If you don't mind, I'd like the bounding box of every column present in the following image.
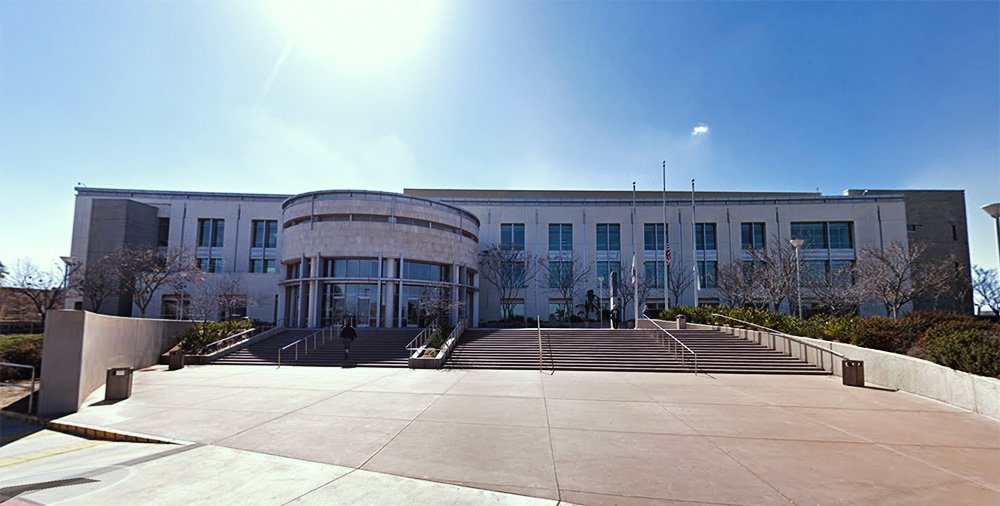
[384,258,397,327]
[472,272,480,328]
[451,263,460,326]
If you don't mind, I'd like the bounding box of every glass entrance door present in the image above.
[357,297,372,327]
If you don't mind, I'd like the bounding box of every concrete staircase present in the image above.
[213,328,418,367]
[444,327,827,374]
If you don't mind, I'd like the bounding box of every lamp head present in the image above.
[983,203,1000,219]
[789,239,805,249]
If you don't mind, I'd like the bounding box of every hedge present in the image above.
[659,306,1000,377]
[0,333,43,379]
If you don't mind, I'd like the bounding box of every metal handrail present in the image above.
[405,325,434,352]
[0,361,37,414]
[277,325,338,367]
[202,327,256,354]
[642,317,699,374]
[537,316,544,372]
[709,313,847,373]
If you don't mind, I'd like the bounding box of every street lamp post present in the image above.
[790,239,805,319]
[983,203,1000,267]
[598,276,604,328]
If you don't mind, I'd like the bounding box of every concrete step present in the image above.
[214,328,418,367]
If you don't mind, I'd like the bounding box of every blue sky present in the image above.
[1,0,998,272]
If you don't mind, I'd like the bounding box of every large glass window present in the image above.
[197,218,225,248]
[829,260,855,286]
[252,220,278,248]
[403,261,448,282]
[249,259,277,274]
[644,223,666,251]
[595,261,620,287]
[741,223,765,250]
[548,224,573,252]
[286,262,301,280]
[548,300,571,321]
[695,223,717,251]
[790,222,827,249]
[644,261,665,288]
[548,261,572,288]
[500,223,525,250]
[596,224,620,252]
[697,260,717,288]
[321,283,378,327]
[828,222,853,249]
[327,258,380,278]
[197,258,224,273]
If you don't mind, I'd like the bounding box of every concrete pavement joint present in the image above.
[619,373,801,506]
[539,370,564,504]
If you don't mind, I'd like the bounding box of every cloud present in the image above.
[690,123,710,136]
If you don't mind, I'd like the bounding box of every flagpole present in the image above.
[662,161,668,310]
[691,178,699,307]
[632,181,639,328]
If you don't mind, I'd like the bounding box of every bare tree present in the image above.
[545,253,591,323]
[972,266,1000,316]
[417,288,464,328]
[74,255,120,314]
[666,263,695,307]
[856,241,954,318]
[114,246,196,317]
[715,261,752,308]
[478,244,543,322]
[805,262,864,315]
[5,259,66,322]
[0,260,8,281]
[188,274,254,324]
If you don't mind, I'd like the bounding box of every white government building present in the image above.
[65,187,973,327]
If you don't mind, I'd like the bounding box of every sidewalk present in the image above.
[2,365,998,505]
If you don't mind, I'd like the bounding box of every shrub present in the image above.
[924,330,1000,378]
[178,319,254,353]
[0,333,43,379]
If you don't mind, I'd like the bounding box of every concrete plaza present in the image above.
[2,365,999,505]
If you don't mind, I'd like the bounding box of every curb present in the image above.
[0,410,184,445]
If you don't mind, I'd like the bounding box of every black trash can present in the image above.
[842,360,865,387]
[105,367,134,401]
[168,350,185,371]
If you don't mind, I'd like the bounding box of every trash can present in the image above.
[168,349,185,371]
[105,367,133,401]
[842,360,864,387]
[676,315,687,329]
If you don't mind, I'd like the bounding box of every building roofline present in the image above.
[282,189,481,227]
[75,186,292,200]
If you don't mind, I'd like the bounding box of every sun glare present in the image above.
[268,0,443,72]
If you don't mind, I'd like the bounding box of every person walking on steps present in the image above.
[340,319,357,362]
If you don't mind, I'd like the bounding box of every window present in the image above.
[697,260,717,288]
[249,259,277,274]
[596,224,621,252]
[161,295,189,319]
[198,258,224,273]
[548,300,571,321]
[595,261,620,286]
[695,223,717,251]
[906,224,917,233]
[197,218,225,248]
[252,220,278,248]
[644,223,666,251]
[803,260,827,284]
[502,261,527,288]
[828,222,853,249]
[790,222,827,249]
[328,258,380,278]
[500,299,525,320]
[403,261,448,282]
[157,218,170,247]
[644,261,665,287]
[741,223,765,250]
[548,261,572,288]
[791,222,854,250]
[829,260,855,286]
[500,223,525,250]
[548,224,573,251]
[286,262,301,280]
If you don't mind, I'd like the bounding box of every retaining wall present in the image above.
[39,310,193,416]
